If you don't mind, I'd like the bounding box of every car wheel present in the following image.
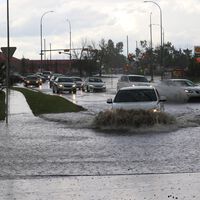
[87,86,90,92]
[72,89,76,94]
[52,86,55,93]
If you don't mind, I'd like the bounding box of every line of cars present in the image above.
[22,71,106,94]
[23,71,52,87]
[50,74,107,94]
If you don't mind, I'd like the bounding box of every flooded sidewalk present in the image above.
[0,172,200,200]
[9,89,33,115]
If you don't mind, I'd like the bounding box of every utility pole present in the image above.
[126,35,129,58]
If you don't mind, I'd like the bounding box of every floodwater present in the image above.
[1,79,200,177]
[1,76,200,199]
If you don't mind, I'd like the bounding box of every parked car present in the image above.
[42,71,53,80]
[49,73,64,88]
[52,76,76,94]
[71,77,83,90]
[107,86,166,112]
[35,74,46,83]
[10,73,25,84]
[155,79,200,102]
[117,74,150,91]
[82,77,106,92]
[24,75,42,87]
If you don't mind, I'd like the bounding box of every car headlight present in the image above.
[89,85,94,88]
[58,84,63,88]
[153,108,160,113]
[184,89,194,93]
[26,80,30,83]
[72,84,76,87]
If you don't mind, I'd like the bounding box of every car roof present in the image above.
[122,74,146,77]
[119,86,154,90]
[165,79,189,81]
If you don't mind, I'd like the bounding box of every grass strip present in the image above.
[0,90,5,120]
[13,87,85,116]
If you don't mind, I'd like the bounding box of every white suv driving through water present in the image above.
[107,86,166,112]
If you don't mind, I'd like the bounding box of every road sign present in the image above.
[1,47,16,58]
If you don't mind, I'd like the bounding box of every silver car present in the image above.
[155,79,200,102]
[82,77,106,92]
[52,76,76,94]
[117,74,150,91]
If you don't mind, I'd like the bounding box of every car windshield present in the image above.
[43,71,51,75]
[114,89,157,102]
[89,78,103,82]
[73,78,82,81]
[173,80,196,87]
[58,78,73,82]
[26,76,38,80]
[128,76,148,82]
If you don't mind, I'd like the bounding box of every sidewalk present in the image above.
[0,173,200,200]
[9,89,32,115]
[1,90,200,200]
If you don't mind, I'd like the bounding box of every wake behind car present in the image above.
[155,79,200,102]
[117,74,150,91]
[107,86,166,112]
[82,77,106,92]
[52,76,76,94]
[24,75,42,87]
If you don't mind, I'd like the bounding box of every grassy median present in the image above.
[13,87,85,116]
[0,90,5,120]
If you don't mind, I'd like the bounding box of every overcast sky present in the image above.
[0,0,200,60]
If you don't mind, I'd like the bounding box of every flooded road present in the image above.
[1,77,200,199]
[1,78,200,178]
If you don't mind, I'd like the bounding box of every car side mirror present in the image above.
[159,95,167,102]
[107,98,113,104]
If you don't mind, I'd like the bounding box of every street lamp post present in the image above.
[40,11,53,72]
[66,18,72,69]
[149,12,153,81]
[144,1,163,69]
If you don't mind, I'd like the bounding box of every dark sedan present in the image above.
[24,75,42,87]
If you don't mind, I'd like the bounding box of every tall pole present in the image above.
[40,11,53,72]
[66,19,72,69]
[150,12,153,50]
[49,43,52,60]
[5,0,10,124]
[149,12,153,81]
[126,35,129,58]
[144,1,163,68]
